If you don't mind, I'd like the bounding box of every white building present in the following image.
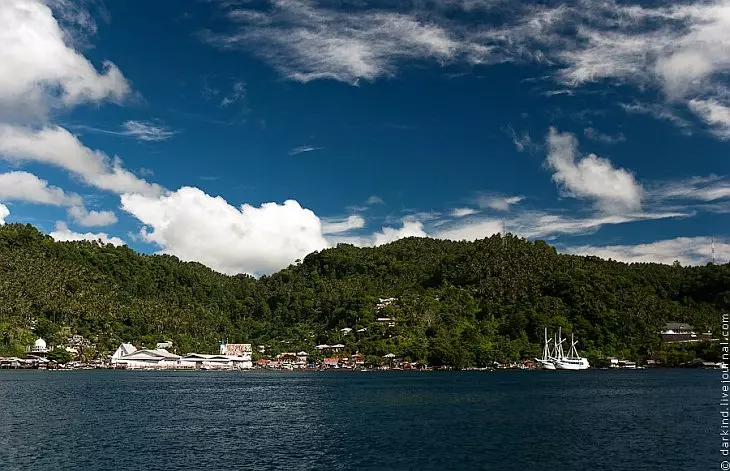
[31,338,48,354]
[111,343,137,363]
[111,348,181,369]
[156,341,173,350]
[179,353,252,370]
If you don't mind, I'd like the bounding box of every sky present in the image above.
[1,0,730,275]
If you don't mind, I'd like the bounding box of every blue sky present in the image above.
[1,0,730,275]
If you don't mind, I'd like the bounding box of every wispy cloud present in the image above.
[201,0,730,139]
[121,120,177,142]
[583,127,626,145]
[505,125,536,153]
[289,145,322,156]
[566,237,728,266]
[220,81,246,107]
[450,207,478,217]
[366,195,384,205]
[321,214,365,234]
[476,194,524,212]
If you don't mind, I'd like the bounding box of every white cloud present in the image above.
[50,221,125,246]
[322,215,365,234]
[289,145,321,156]
[221,81,246,107]
[67,206,117,227]
[366,195,385,205]
[0,171,81,207]
[450,208,478,217]
[373,220,427,246]
[436,219,504,241]
[0,124,164,197]
[121,121,177,142]
[0,0,129,120]
[619,102,692,130]
[477,195,524,211]
[120,187,329,276]
[201,0,481,84]
[688,99,730,140]
[583,128,626,145]
[432,210,687,242]
[545,128,643,213]
[567,237,728,266]
[505,126,535,153]
[0,203,9,225]
[649,175,730,202]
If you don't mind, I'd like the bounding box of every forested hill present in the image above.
[0,223,726,366]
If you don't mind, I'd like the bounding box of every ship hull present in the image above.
[554,358,590,370]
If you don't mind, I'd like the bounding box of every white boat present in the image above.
[554,330,590,370]
[536,327,556,370]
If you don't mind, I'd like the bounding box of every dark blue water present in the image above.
[0,370,716,470]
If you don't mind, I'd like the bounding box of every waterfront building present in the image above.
[111,343,137,363]
[112,348,181,369]
[179,353,251,370]
[660,322,714,343]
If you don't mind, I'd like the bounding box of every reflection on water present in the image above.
[0,370,715,470]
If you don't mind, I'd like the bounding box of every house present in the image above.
[376,317,396,328]
[323,357,340,368]
[156,341,173,350]
[296,351,308,363]
[219,342,252,358]
[340,328,353,336]
[660,322,714,343]
[376,297,397,310]
[315,344,344,353]
[112,348,181,369]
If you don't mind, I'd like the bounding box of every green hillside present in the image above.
[0,223,725,366]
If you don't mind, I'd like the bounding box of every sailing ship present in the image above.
[537,327,590,370]
[535,327,556,370]
[553,328,590,370]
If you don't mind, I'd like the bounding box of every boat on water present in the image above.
[553,329,590,370]
[536,327,556,370]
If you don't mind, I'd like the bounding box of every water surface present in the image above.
[0,370,716,470]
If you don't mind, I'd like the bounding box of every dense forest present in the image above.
[0,223,725,366]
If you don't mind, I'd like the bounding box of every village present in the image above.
[0,294,722,371]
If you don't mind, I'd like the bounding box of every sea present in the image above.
[0,369,717,470]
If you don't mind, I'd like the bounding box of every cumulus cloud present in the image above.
[545,128,643,213]
[67,206,117,227]
[0,124,164,197]
[50,221,125,246]
[0,203,9,225]
[567,237,728,266]
[120,187,329,276]
[0,171,82,207]
[373,220,427,246]
[0,0,129,120]
[322,215,365,234]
